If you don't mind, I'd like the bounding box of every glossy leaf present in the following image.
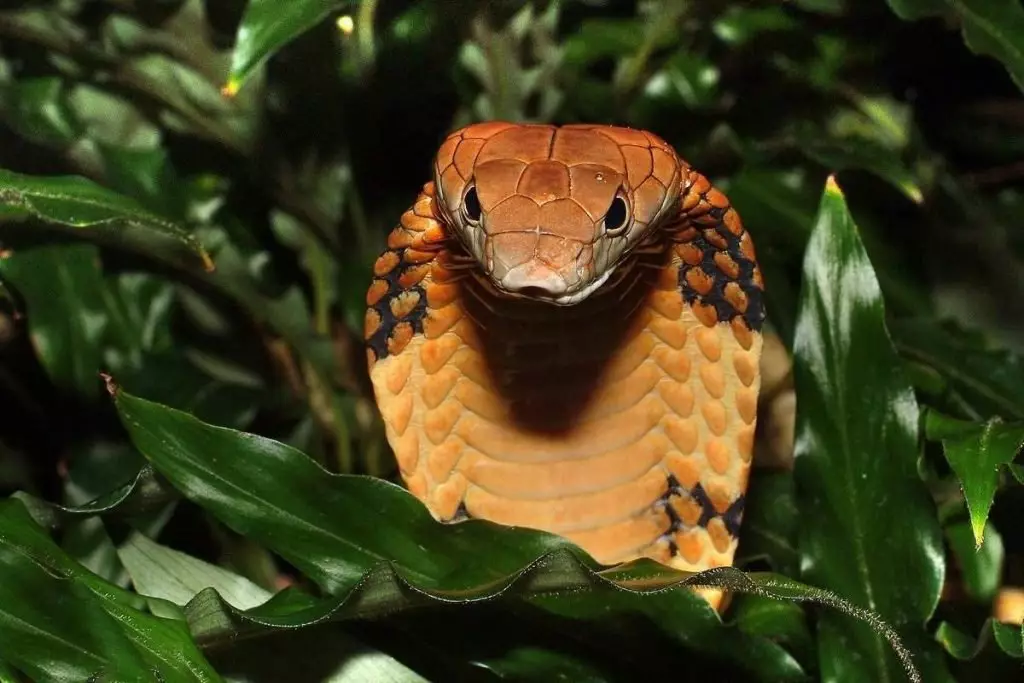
[110,385,920,681]
[0,169,211,271]
[0,500,220,682]
[927,413,1024,546]
[226,0,345,94]
[14,465,175,532]
[885,0,1024,91]
[792,177,947,681]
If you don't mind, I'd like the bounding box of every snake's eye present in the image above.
[603,194,630,235]
[463,185,482,224]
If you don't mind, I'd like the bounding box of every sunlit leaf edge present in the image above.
[0,168,212,271]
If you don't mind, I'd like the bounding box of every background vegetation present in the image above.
[0,0,1023,681]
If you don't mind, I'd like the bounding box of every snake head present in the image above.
[433,122,682,305]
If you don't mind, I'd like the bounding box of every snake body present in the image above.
[366,122,764,601]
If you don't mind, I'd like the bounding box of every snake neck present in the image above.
[443,246,669,435]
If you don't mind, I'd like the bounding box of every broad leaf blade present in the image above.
[0,169,210,271]
[793,177,947,681]
[0,500,220,682]
[226,0,345,94]
[110,385,921,680]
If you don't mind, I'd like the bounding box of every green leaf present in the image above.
[14,465,175,532]
[120,533,271,610]
[730,595,816,672]
[798,132,923,204]
[885,0,1024,92]
[892,319,1024,421]
[0,169,211,271]
[0,243,107,396]
[226,0,345,94]
[110,385,919,681]
[738,470,800,576]
[927,413,1024,546]
[936,619,1023,660]
[120,535,428,682]
[793,177,947,681]
[945,519,1003,602]
[0,499,220,682]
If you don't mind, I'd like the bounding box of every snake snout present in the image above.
[498,262,570,297]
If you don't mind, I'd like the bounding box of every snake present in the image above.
[365,122,764,606]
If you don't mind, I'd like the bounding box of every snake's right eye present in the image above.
[463,185,482,224]
[603,194,630,235]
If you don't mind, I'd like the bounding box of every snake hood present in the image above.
[433,122,682,305]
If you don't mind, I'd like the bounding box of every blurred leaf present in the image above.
[562,18,647,65]
[886,0,1024,92]
[226,0,345,94]
[471,646,611,681]
[730,595,816,672]
[926,412,1024,546]
[712,6,798,45]
[738,470,800,576]
[0,169,211,271]
[0,77,79,147]
[798,132,923,203]
[213,624,428,683]
[0,500,220,682]
[0,244,107,396]
[892,319,1024,421]
[643,49,719,109]
[793,178,947,681]
[790,0,846,14]
[110,385,920,681]
[946,519,1003,602]
[936,619,1023,660]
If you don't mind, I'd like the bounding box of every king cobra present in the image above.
[365,122,764,606]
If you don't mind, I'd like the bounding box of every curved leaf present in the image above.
[893,318,1024,421]
[13,465,176,532]
[927,412,1024,546]
[226,0,345,95]
[118,534,426,683]
[109,384,921,681]
[0,500,220,682]
[792,177,948,682]
[885,0,1024,92]
[0,169,211,271]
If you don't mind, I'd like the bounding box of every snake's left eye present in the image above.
[463,185,482,224]
[603,194,630,235]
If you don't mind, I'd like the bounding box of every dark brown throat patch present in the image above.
[456,248,668,435]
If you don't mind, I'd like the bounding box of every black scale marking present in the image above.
[366,245,430,363]
[677,205,765,332]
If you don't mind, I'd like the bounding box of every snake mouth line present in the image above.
[487,266,618,306]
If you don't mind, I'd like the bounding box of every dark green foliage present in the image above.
[0,1,1022,681]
